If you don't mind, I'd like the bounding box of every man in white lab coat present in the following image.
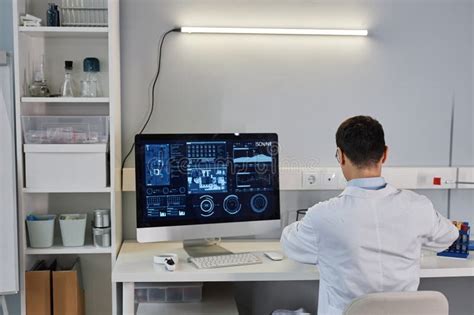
[280,115,459,315]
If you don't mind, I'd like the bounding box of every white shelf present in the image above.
[13,1,121,314]
[26,244,111,255]
[19,26,108,38]
[23,187,111,193]
[21,97,110,103]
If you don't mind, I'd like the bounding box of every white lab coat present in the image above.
[281,184,459,315]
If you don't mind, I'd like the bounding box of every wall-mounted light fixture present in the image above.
[180,27,368,36]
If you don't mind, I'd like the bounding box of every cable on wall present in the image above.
[121,28,180,172]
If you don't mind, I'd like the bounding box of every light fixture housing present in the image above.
[180,27,368,36]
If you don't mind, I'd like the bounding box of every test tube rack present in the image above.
[437,221,470,259]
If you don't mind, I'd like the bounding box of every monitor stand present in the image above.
[183,239,232,258]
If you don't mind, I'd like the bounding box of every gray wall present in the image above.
[120,0,474,314]
[121,0,474,236]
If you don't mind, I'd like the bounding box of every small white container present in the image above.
[26,214,56,248]
[59,214,87,247]
[93,227,111,247]
[24,144,108,190]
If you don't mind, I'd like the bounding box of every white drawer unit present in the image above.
[24,144,108,189]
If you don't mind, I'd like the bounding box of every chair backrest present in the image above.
[343,291,449,315]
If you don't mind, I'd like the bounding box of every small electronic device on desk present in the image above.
[135,133,281,268]
[438,221,470,259]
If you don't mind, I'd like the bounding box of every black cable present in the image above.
[121,28,180,174]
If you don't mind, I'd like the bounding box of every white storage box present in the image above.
[24,144,108,189]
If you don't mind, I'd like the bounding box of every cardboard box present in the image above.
[25,270,52,315]
[26,259,84,315]
[52,260,85,315]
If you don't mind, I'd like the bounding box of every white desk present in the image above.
[112,240,474,314]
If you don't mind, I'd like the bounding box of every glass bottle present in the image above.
[47,3,60,27]
[81,57,101,97]
[61,60,74,97]
[29,56,50,97]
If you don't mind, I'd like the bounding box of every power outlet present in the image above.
[321,172,339,189]
[302,172,318,189]
[302,170,345,190]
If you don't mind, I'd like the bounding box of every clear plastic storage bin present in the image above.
[22,116,109,144]
[135,283,203,304]
[60,0,108,27]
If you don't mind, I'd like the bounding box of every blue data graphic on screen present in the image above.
[233,141,274,193]
[136,134,279,227]
[145,144,170,186]
[187,142,228,194]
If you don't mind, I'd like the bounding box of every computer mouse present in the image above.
[264,251,284,261]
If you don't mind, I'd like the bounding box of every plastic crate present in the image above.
[437,221,470,259]
[134,282,203,304]
[60,0,108,27]
[22,116,109,144]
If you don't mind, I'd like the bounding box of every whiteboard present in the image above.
[0,53,19,294]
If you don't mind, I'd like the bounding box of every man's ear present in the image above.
[336,147,345,165]
[340,149,346,165]
[381,146,388,164]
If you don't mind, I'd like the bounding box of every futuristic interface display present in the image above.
[135,134,280,227]
[187,142,227,194]
[145,144,170,186]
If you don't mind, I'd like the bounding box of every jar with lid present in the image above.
[93,209,110,228]
[81,57,101,97]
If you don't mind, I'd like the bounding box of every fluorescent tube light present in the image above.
[180,27,368,36]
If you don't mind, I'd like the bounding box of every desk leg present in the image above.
[1,296,8,315]
[123,282,135,315]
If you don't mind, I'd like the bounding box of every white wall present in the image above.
[120,1,474,314]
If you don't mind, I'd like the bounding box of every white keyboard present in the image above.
[189,253,262,269]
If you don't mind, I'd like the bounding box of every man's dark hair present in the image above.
[336,115,386,168]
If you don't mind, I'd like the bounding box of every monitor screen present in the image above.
[135,133,280,229]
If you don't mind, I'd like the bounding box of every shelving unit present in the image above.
[23,187,112,193]
[12,1,121,314]
[21,96,110,103]
[25,244,112,255]
[19,26,109,38]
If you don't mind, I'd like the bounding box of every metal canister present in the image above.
[93,227,111,247]
[93,209,110,228]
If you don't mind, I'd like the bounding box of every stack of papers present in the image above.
[20,14,41,27]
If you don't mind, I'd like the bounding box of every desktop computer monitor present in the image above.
[135,133,281,250]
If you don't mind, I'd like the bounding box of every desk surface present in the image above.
[112,240,474,283]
